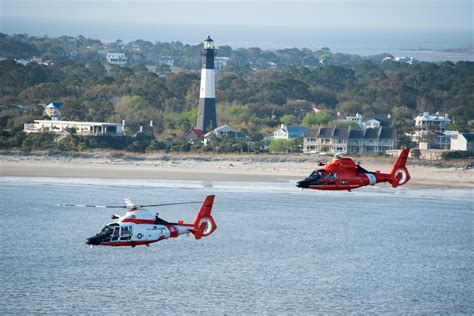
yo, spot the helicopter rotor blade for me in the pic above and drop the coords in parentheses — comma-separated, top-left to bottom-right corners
(58, 201, 202, 209)
(137, 201, 202, 208)
(58, 203, 127, 208)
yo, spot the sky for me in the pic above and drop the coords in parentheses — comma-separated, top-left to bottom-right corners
(1, 0, 473, 31)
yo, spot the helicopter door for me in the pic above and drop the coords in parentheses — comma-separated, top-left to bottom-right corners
(111, 226, 120, 242)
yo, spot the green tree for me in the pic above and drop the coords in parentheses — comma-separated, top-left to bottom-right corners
(269, 139, 298, 153)
(113, 95, 160, 126)
(302, 110, 335, 127)
(280, 114, 297, 125)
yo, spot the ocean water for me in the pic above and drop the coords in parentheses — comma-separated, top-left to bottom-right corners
(0, 177, 473, 314)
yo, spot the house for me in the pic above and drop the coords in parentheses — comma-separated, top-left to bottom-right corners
(362, 118, 381, 129)
(215, 57, 229, 70)
(411, 130, 457, 150)
(159, 56, 175, 67)
(15, 59, 30, 66)
(311, 104, 321, 113)
(415, 112, 450, 131)
(303, 127, 396, 154)
(106, 53, 127, 65)
(303, 129, 318, 153)
(185, 128, 204, 143)
(378, 127, 397, 153)
(382, 56, 416, 64)
(450, 133, 474, 153)
(347, 128, 364, 154)
(344, 113, 363, 127)
(43, 102, 63, 118)
(24, 120, 124, 136)
(267, 61, 277, 69)
(363, 128, 379, 153)
(273, 124, 306, 140)
(205, 125, 242, 139)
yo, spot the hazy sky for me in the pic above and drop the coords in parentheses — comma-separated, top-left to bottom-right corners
(1, 0, 473, 31)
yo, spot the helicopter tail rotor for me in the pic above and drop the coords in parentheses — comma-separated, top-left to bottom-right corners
(190, 195, 217, 240)
(389, 147, 411, 187)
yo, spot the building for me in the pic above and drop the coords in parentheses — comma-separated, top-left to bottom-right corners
(450, 133, 474, 153)
(185, 128, 204, 143)
(203, 125, 243, 145)
(106, 53, 127, 65)
(214, 56, 229, 70)
(15, 59, 30, 66)
(382, 56, 416, 64)
(303, 127, 396, 154)
(312, 104, 321, 113)
(362, 118, 381, 129)
(410, 129, 457, 150)
(273, 124, 306, 140)
(344, 113, 363, 127)
(24, 120, 124, 136)
(204, 125, 242, 139)
(415, 112, 450, 131)
(159, 56, 174, 67)
(196, 36, 217, 133)
(43, 102, 63, 118)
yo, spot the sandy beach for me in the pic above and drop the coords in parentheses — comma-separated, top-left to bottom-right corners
(1, 152, 472, 188)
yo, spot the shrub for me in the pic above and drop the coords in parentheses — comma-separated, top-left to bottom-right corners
(441, 150, 471, 159)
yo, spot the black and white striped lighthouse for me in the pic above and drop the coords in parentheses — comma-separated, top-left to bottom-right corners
(196, 35, 217, 132)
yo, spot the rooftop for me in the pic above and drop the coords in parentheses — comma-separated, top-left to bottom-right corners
(462, 133, 474, 141)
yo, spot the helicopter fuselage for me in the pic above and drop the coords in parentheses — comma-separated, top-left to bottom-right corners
(86, 195, 217, 247)
(86, 220, 194, 247)
(296, 148, 411, 191)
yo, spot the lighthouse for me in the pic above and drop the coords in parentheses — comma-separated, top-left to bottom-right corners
(196, 36, 217, 132)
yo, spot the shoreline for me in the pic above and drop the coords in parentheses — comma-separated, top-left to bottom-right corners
(1, 153, 472, 188)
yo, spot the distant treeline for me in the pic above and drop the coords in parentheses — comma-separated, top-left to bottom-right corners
(0, 33, 473, 153)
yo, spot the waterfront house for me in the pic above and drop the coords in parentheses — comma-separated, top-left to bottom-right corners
(273, 124, 306, 140)
(303, 127, 396, 154)
(24, 120, 124, 136)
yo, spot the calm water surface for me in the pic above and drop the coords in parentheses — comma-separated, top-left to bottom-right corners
(0, 177, 472, 314)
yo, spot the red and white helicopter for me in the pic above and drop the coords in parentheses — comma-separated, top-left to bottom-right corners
(61, 195, 217, 247)
(296, 147, 411, 191)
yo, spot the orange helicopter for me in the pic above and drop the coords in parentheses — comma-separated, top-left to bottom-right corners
(296, 148, 411, 191)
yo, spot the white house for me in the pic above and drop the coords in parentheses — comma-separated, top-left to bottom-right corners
(159, 56, 175, 67)
(24, 120, 124, 136)
(450, 133, 474, 153)
(215, 57, 229, 70)
(106, 53, 127, 65)
(43, 102, 63, 118)
(273, 124, 306, 140)
(410, 130, 457, 150)
(415, 112, 450, 131)
(204, 125, 242, 139)
(362, 119, 381, 129)
(344, 113, 363, 127)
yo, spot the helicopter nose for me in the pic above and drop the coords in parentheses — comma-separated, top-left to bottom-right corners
(85, 235, 101, 246)
(296, 179, 310, 188)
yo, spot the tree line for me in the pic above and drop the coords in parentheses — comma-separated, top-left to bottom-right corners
(0, 33, 473, 152)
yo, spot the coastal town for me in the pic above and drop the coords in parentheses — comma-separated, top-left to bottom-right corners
(1, 1, 474, 315)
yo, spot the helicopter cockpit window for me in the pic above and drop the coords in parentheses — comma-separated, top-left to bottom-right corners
(99, 223, 118, 237)
(308, 170, 323, 179)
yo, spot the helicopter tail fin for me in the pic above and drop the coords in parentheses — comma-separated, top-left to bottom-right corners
(190, 195, 217, 240)
(389, 147, 411, 187)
